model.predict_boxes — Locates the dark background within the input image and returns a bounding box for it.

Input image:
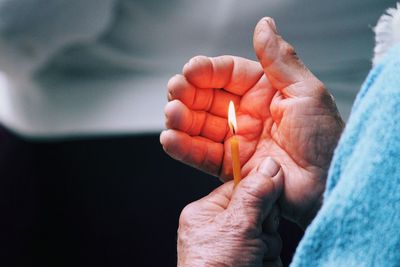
[0,126,302,267]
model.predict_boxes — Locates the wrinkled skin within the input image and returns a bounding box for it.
[161,17,344,228]
[178,158,283,267]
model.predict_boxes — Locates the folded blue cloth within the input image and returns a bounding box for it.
[291,44,400,266]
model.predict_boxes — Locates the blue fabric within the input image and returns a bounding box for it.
[291,44,400,267]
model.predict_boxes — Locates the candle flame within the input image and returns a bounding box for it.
[228,101,237,134]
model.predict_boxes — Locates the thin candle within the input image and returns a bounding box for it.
[228,101,242,186]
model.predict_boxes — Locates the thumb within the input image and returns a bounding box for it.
[253,17,324,97]
[228,157,284,223]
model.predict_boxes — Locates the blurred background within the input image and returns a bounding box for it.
[0,0,396,266]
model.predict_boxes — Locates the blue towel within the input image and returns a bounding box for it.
[290,44,400,267]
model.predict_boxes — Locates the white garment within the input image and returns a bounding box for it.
[0,0,396,137]
[373,2,400,65]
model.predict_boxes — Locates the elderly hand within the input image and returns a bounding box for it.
[178,157,283,267]
[161,17,344,228]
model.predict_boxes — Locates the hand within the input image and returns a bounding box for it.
[161,17,344,228]
[178,157,283,267]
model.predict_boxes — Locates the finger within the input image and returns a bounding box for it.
[262,232,282,261]
[160,129,223,176]
[167,74,241,118]
[183,55,264,96]
[164,100,229,143]
[228,157,284,223]
[253,17,324,97]
[196,181,234,210]
[263,204,280,233]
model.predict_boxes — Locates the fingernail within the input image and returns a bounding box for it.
[258,157,280,177]
[262,17,277,33]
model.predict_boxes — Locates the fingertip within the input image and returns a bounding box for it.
[167,74,181,87]
[164,99,185,129]
[159,129,171,153]
[159,129,224,176]
[183,55,209,73]
[167,74,199,108]
[160,128,173,144]
[253,17,279,65]
[183,55,212,86]
[159,130,166,145]
[257,157,284,196]
[261,17,277,33]
[164,99,181,114]
[254,17,317,95]
[167,74,181,100]
[257,156,284,194]
[258,157,280,178]
[159,129,180,157]
[229,171,281,223]
[236,157,284,203]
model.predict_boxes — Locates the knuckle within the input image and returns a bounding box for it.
[319,90,334,107]
[270,100,283,124]
[240,218,259,236]
[240,175,274,201]
[280,40,296,57]
[179,203,198,227]
[223,210,258,236]
[312,81,336,107]
[314,80,327,96]
[240,180,264,201]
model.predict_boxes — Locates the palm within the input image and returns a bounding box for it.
[163,56,341,226]
[162,17,345,226]
[234,76,342,223]
[162,55,343,224]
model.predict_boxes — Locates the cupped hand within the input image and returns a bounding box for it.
[161,17,344,228]
[178,158,283,267]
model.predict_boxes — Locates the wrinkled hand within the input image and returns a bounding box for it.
[178,158,283,267]
[161,17,344,228]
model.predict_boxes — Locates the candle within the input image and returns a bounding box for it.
[228,101,242,186]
